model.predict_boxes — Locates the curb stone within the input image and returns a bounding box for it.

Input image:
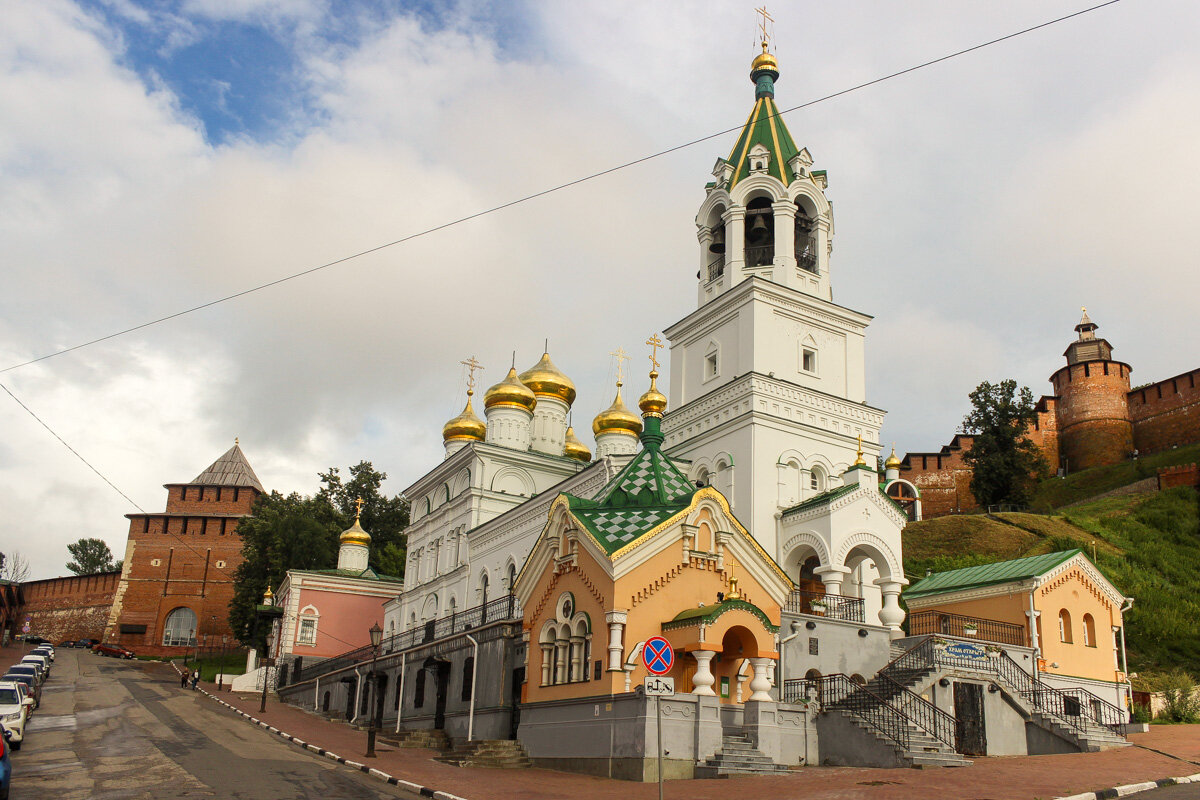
[170,661,470,800]
[1056,772,1200,800]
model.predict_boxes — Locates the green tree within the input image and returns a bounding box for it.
[228,461,409,647]
[962,379,1049,507]
[66,538,119,575]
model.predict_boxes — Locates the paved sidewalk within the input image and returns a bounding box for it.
[196,678,1200,800]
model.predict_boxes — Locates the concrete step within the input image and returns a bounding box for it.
[435,739,533,769]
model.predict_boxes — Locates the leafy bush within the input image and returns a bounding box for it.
[1153,670,1200,724]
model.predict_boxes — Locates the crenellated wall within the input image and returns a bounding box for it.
[1129,368,1200,455]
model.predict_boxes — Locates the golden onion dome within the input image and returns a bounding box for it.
[638,370,668,418]
[751,48,778,75]
[442,390,486,443]
[562,426,591,462]
[340,518,371,547]
[884,445,902,470]
[483,367,536,413]
[518,352,576,406]
[593,383,642,438]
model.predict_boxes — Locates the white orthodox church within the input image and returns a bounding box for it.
[387,39,907,642]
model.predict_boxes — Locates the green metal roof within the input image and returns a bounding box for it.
[727,94,800,189]
[662,598,779,634]
[904,549,1082,600]
[780,483,857,516]
[293,566,403,584]
[564,416,696,555]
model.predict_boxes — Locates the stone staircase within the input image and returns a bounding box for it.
[1030,709,1131,752]
[695,732,794,777]
[435,739,533,768]
[378,729,450,750]
[829,709,971,768]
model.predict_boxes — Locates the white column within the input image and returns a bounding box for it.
[814,565,851,596]
[605,611,627,672]
[569,636,584,682]
[555,641,568,685]
[748,658,774,702]
[875,578,906,637]
[1027,609,1042,653]
[540,643,552,686]
[692,650,717,696]
[725,207,746,284]
[772,200,797,280]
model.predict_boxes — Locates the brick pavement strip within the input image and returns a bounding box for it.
[174,663,1200,800]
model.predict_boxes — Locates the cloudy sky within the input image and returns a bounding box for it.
[3,0,1198,580]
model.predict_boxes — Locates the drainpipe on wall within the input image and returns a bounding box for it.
[314,676,319,711]
[465,633,479,742]
[1028,583,1041,682]
[779,621,803,700]
[352,666,364,725]
[1120,597,1134,714]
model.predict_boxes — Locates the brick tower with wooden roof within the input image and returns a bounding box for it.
[103,441,265,655]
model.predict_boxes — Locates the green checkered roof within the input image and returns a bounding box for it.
[565,418,696,555]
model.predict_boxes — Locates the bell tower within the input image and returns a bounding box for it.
[663,31,885,561]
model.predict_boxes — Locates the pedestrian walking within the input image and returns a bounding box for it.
[181,668,189,688]
[190,670,199,690]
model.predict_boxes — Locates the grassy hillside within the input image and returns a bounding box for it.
[1032,442,1200,509]
[902,487,1200,674]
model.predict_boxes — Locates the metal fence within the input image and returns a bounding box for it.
[908,611,1027,646]
[784,589,865,622]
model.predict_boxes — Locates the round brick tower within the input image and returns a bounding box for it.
[1050,310,1133,472]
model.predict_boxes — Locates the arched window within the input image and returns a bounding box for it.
[507,562,517,592]
[479,571,489,607]
[1083,613,1096,647]
[809,466,826,493]
[162,607,197,647]
[1059,609,1073,643]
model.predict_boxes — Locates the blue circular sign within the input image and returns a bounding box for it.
[643,636,674,675]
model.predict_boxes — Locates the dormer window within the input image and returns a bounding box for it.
[704,341,720,381]
[748,143,771,174]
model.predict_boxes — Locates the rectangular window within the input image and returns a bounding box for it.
[720,677,730,698]
[802,348,817,373]
[413,670,426,708]
[705,352,718,379]
[298,619,317,645]
[461,657,475,701]
[808,637,819,656]
[594,660,602,681]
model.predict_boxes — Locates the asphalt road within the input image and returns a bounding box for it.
[11,647,417,799]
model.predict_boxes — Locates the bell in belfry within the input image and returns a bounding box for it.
[708,225,726,253]
[747,213,770,244]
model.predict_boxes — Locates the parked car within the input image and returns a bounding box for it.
[19,656,49,680]
[57,640,75,649]
[1,727,11,800]
[1,674,39,710]
[0,682,31,751]
[31,646,54,663]
[76,639,98,649]
[92,643,134,659]
[18,635,47,645]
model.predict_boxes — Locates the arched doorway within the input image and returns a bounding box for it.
[716,626,759,702]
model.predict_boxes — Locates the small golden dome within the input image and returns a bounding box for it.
[563,426,591,462]
[519,352,576,406]
[593,384,642,438]
[340,518,371,547]
[638,370,668,418]
[442,390,486,442]
[483,367,536,413]
[885,445,901,470]
[751,50,778,75]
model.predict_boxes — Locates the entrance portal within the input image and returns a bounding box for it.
[953,682,987,756]
[434,662,451,730]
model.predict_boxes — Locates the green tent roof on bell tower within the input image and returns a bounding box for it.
[727,44,801,190]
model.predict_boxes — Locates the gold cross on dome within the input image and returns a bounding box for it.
[646,334,664,372]
[460,355,483,391]
[354,496,364,521]
[610,346,630,385]
[756,6,773,50]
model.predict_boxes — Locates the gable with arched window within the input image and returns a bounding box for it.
[1082,613,1096,647]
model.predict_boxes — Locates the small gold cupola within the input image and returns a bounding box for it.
[638,334,668,418]
[519,351,577,406]
[593,382,642,438]
[483,366,536,412]
[884,445,901,470]
[339,497,372,547]
[563,426,591,462]
[442,389,486,443]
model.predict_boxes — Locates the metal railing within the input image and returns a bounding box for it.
[707,257,724,282]
[873,672,957,750]
[811,673,915,750]
[795,238,818,273]
[296,594,521,683]
[784,589,865,622]
[744,244,774,267]
[908,610,1027,646]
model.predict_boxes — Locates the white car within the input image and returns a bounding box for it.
[0,681,32,750]
[20,655,50,680]
[32,646,54,663]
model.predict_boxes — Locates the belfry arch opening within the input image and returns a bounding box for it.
[795,201,817,273]
[745,196,774,266]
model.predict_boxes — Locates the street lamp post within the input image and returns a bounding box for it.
[218,634,228,691]
[254,587,284,714]
[365,622,383,758]
[184,629,195,668]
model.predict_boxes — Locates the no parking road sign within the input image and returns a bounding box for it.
[642,636,674,676]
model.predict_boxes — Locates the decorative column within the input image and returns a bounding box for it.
[748,658,774,702]
[555,641,568,685]
[1027,609,1042,653]
[814,565,851,597]
[569,635,585,682]
[681,524,697,563]
[540,643,552,686]
[692,650,717,696]
[772,199,797,278]
[605,611,627,672]
[875,578,907,637]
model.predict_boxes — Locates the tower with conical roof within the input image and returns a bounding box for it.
[661,32,885,565]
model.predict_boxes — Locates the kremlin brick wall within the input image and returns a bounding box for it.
[1129,368,1200,455]
[19,572,120,642]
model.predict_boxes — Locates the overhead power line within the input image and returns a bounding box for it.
[0,0,1122,376]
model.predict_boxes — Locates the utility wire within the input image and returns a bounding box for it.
[0,0,1122,376]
